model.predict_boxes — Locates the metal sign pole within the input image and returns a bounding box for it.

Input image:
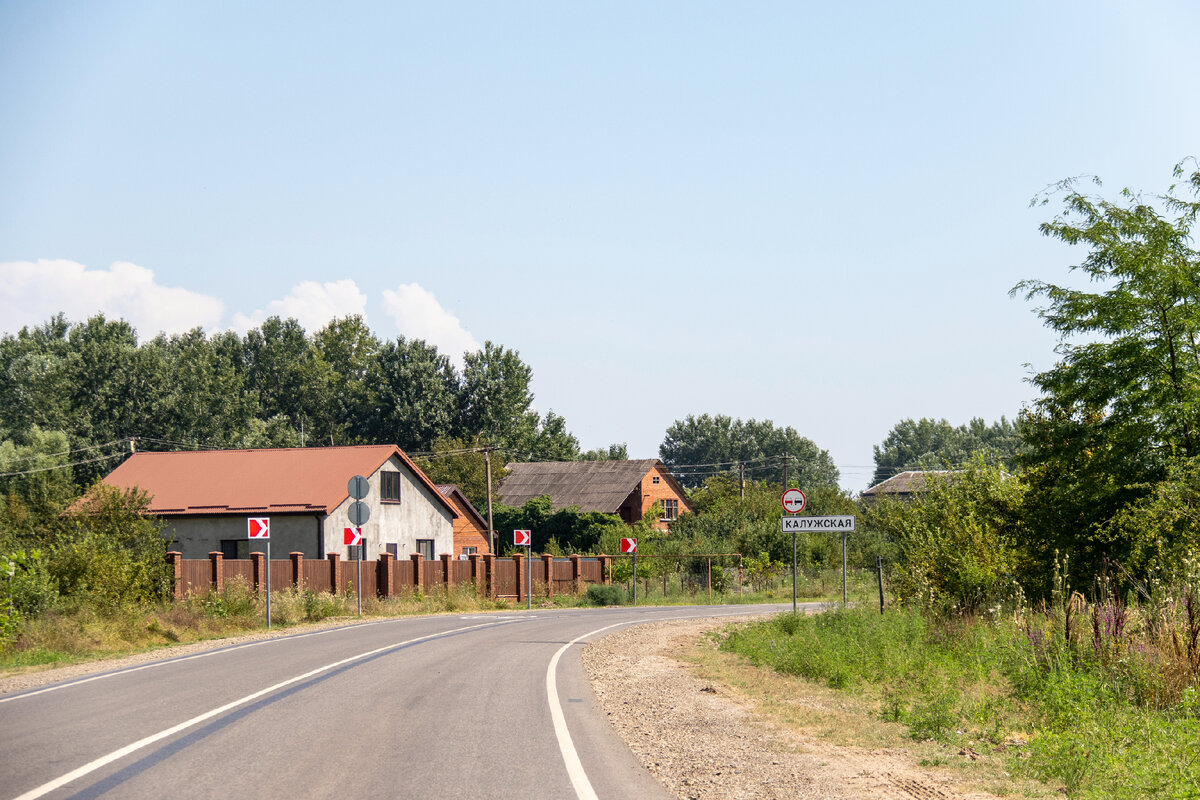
[526,544,532,610]
[266,540,271,630]
[792,529,797,614]
[632,551,637,606]
[357,541,363,617]
[842,531,848,606]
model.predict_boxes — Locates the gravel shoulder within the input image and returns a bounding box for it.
[582,617,1009,800]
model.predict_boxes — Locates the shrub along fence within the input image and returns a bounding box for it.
[166,551,608,603]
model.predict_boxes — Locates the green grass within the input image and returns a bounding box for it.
[720,605,1200,799]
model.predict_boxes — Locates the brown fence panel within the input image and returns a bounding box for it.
[580,559,602,584]
[493,559,517,596]
[224,560,253,587]
[269,560,292,592]
[530,559,547,590]
[181,561,210,595]
[552,559,574,593]
[339,560,374,595]
[451,560,472,586]
[422,561,443,592]
[303,561,331,593]
[394,559,415,593]
[358,564,378,597]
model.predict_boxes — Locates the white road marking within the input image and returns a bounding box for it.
[0,619,397,705]
[546,621,631,800]
[10,621,508,800]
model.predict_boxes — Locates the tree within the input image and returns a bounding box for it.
[314,315,381,446]
[242,317,335,442]
[1013,163,1200,580]
[871,417,1020,486]
[659,414,838,489]
[413,437,507,512]
[365,336,458,452]
[581,443,629,461]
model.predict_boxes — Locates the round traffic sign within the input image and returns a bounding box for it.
[782,488,807,514]
[348,501,371,527]
[348,475,369,500]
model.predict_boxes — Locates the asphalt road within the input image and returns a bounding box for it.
[0,603,796,800]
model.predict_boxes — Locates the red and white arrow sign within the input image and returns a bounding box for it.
[247,517,270,539]
[620,537,637,554]
[343,527,362,546]
[513,529,531,547]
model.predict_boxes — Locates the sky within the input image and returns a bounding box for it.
[1,1,1198,491]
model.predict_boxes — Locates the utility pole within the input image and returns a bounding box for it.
[485,445,495,555]
[739,462,745,500]
[782,452,789,491]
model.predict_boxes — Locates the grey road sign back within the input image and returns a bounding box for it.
[348,475,369,500]
[349,501,370,527]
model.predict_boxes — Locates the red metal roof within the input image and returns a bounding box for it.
[97,445,457,518]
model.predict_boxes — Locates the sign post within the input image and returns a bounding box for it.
[514,530,532,609]
[781,490,806,614]
[248,517,270,628]
[779,515,856,608]
[620,538,637,605]
[348,476,370,617]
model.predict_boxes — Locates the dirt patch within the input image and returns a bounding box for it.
[582,618,1010,800]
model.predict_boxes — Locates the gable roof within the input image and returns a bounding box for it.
[436,484,488,530]
[861,470,959,497]
[497,459,689,513]
[95,445,457,518]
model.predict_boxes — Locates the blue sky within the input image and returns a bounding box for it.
[2,1,1198,490]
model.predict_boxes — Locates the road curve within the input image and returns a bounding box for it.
[0,603,795,800]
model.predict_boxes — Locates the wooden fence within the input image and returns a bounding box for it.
[165,551,613,603]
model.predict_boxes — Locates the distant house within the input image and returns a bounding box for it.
[497,459,693,531]
[861,470,962,502]
[95,445,457,560]
[436,484,492,557]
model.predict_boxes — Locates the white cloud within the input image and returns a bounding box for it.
[230,279,368,333]
[382,283,480,366]
[0,259,224,339]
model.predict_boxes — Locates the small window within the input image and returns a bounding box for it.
[385,543,398,557]
[381,471,401,502]
[652,476,660,484]
[220,540,249,560]
[417,539,434,560]
[462,546,477,556]
[659,498,679,521]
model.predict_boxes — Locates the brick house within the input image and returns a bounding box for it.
[861,470,962,502]
[496,459,694,531]
[96,445,457,560]
[436,484,492,557]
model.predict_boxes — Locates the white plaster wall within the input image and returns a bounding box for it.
[324,454,454,559]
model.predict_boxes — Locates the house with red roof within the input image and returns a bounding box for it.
[436,484,492,556]
[97,445,457,561]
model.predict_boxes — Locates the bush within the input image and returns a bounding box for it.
[585,583,624,606]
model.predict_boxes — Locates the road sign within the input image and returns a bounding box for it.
[781,488,807,514]
[348,501,370,527]
[344,527,362,546]
[781,515,856,532]
[514,529,531,547]
[348,474,369,500]
[620,537,637,554]
[248,517,270,539]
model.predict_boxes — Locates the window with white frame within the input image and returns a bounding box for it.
[659,498,679,521]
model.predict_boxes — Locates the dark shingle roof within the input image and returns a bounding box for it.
[862,470,958,497]
[497,459,663,512]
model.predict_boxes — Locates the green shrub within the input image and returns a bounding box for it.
[585,584,624,606]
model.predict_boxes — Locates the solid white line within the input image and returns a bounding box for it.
[10,621,506,800]
[0,619,396,705]
[546,621,631,800]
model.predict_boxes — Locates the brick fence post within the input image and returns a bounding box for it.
[250,551,265,594]
[166,551,183,600]
[410,553,424,594]
[513,553,526,602]
[481,554,496,598]
[378,552,394,597]
[600,555,612,585]
[327,552,341,594]
[290,552,304,590]
[569,554,581,594]
[440,553,453,590]
[209,551,224,593]
[542,553,555,598]
[468,553,482,595]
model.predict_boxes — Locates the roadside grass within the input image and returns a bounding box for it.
[679,626,1045,799]
[718,604,1200,799]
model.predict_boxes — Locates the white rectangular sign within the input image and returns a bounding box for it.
[781,515,856,532]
